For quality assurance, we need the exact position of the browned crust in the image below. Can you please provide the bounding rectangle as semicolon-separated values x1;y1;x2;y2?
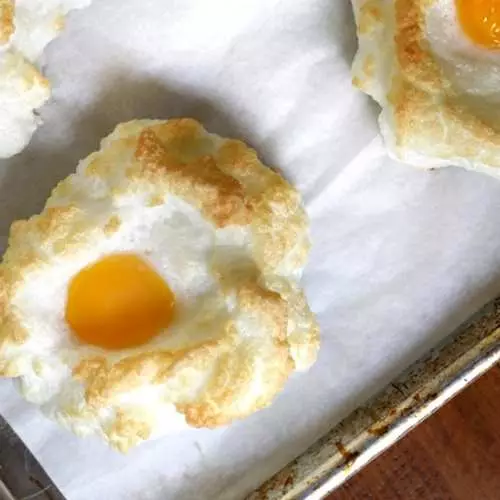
352;0;500;169
133;125;252;228
73;351;186;409
0;0;14;45
214;139;309;272
0;118;318;450
394;0;444;92
178;345;293;428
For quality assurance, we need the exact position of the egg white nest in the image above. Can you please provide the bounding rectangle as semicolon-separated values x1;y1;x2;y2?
0;0;92;158
0;118;319;451
351;0;500;178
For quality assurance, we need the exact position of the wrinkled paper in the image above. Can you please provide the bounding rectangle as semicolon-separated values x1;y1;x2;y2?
1;1;500;499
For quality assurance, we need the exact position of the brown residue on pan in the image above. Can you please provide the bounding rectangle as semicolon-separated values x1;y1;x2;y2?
248;466;298;499
368;423;390;437
335;441;360;465
368;389;444;437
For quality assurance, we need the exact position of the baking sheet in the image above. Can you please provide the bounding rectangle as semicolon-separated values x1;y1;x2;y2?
1;1;500;499
253;298;500;499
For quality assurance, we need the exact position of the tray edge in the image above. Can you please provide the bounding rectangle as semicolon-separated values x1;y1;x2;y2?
248;297;500;500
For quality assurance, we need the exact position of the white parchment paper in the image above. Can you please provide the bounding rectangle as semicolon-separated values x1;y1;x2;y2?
2;1;500;499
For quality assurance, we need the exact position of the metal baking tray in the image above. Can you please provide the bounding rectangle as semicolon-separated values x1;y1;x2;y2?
1;297;499;500
249;296;500;499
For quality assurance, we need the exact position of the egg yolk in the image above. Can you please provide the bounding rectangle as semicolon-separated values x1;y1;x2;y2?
65;254;175;350
456;0;500;49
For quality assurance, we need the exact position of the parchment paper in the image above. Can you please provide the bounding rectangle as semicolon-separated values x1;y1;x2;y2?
1;1;500;499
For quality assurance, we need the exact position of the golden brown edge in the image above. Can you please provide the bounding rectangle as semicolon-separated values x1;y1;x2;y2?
353;0;500;166
0;118;318;450
0;0;14;45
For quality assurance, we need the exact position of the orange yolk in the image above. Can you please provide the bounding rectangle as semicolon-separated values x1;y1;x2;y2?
65;254;175;350
456;0;500;49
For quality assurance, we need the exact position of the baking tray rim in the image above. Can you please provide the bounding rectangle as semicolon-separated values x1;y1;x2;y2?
249;297;500;499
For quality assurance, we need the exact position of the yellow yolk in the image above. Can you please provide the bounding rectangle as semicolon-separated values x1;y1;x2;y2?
456;0;500;49
66;254;175;350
